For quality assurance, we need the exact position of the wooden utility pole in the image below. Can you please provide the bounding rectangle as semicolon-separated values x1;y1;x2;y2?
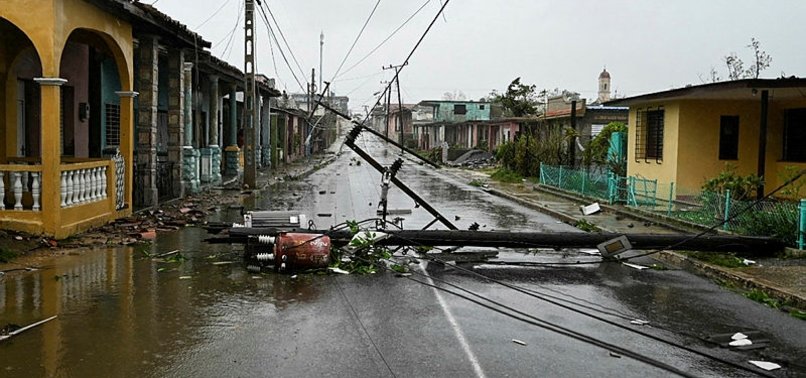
380;81;392;138
383;63;407;150
243;0;257;188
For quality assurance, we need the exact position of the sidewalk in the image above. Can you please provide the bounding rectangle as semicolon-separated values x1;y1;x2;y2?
445;167;806;312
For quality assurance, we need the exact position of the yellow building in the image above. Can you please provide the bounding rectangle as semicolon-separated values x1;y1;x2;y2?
1;0;134;238
611;78;806;199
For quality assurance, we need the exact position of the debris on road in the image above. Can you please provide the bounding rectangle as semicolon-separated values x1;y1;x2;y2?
328;267;350;275
622;263;649;270
512;338;527;346
732;332;748;340
729;338;753;347
748;361;781;371
580;202;601;216
155;250;180;258
0;315;57;342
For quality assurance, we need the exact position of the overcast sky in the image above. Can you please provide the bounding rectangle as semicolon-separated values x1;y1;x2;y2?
152;0;806;113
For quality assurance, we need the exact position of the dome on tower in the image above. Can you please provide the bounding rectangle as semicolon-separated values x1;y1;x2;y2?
599;68;610;79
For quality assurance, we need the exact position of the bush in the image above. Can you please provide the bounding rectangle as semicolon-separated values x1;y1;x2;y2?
582;122;627;167
702;163;762;201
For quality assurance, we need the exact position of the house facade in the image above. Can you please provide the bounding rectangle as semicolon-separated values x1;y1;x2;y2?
0;0;284;238
609;78;806;198
1;0;135;238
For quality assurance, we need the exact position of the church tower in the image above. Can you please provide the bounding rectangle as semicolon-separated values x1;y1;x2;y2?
598;68;611;103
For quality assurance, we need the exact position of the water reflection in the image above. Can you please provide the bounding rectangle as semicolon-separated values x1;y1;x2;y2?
0;238;325;377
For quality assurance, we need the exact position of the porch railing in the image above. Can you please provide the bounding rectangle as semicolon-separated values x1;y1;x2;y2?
0;165;43;211
60;160;109;208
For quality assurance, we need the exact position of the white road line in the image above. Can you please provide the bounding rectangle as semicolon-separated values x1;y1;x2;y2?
420;261;486;378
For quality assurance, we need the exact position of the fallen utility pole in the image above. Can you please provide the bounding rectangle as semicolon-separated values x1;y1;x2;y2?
217;228;784;255
344;126;457;230
315;99;440;169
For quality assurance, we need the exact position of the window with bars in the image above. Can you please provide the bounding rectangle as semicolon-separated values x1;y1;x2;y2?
719;115;739;160
105;103;121;146
635;107;664;162
783;108;806;162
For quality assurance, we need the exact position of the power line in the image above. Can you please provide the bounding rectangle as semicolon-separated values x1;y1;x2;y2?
357;0;450;129
330;0;382;81
195;0;234;29
266;18;287;91
418;255;776;377
260;1;307;82
348;252;698;377
403;273;698;377
256;4;307;93
622;168;806;262
217;0;244;60
337;0;432;79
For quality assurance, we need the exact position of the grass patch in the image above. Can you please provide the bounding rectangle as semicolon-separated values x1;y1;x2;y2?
574;219;598;232
468;179;485;187
0;247;18;263
790;310;806;320
490;168;524;183
744;288;781;309
684;251;746;268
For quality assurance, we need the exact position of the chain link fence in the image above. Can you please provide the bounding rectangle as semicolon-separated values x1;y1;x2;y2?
539;163;805;247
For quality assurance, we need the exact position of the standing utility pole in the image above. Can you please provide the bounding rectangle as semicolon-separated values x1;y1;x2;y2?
243;0;257;188
380;80;392;138
383;63;407;151
319;31;324;95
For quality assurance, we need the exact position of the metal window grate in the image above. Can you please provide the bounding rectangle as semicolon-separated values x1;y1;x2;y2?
634;109;645;161
645;108;664;162
105;103;121;146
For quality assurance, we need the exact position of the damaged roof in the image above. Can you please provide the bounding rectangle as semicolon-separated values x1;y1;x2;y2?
84;0;211;48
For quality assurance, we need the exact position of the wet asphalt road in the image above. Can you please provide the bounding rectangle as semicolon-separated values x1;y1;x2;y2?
2;135;806;377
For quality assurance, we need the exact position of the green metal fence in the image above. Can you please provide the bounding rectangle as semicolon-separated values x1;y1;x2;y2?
538;163;805;247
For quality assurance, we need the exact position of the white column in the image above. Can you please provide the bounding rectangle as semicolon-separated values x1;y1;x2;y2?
92;168;100;201
66;170;74;206
12;172;22;210
0;172;5;209
31;172;40;211
101;166;108;199
76;169;87;203
60;171;67;207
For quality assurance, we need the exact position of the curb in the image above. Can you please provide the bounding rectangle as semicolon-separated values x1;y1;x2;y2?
470;174;806;311
655;251;806;310
532;184;705;234
483;188;601;231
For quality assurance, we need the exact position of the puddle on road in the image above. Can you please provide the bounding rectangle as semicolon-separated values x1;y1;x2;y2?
0;228;328;377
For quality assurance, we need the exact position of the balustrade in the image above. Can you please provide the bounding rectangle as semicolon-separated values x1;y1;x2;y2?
0;167;42;212
59;164;109;209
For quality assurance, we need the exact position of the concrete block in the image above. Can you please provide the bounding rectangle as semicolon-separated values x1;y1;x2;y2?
784;247;806;258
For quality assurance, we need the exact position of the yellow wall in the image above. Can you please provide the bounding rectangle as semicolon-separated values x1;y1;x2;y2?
675;99;761;192
627;96;806;199
627;102;680;186
765;98;806;198
0;0;134;237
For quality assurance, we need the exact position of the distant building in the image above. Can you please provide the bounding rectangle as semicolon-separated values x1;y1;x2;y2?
539;89;628;166
411;100;492;150
597;68;611;103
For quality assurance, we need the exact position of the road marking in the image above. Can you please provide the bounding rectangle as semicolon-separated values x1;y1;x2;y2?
420;262;486;378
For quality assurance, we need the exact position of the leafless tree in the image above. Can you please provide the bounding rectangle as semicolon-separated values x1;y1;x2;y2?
744;38;772;79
